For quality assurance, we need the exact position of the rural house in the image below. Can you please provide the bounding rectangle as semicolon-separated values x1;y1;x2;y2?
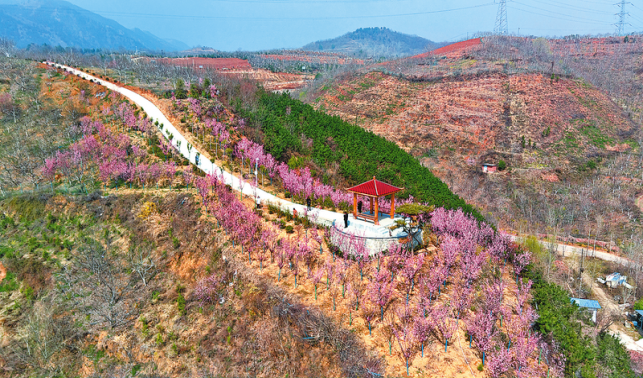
571;298;601;323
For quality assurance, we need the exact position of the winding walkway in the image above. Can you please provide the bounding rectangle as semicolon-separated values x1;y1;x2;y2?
46;63;638;267
46;62;344;227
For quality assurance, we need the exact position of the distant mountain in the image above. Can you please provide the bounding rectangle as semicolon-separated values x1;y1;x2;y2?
302;27;443;58
0;0;188;51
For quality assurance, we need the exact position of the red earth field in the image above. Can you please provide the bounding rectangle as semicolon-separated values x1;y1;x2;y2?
262;51;364;65
151;57;252;70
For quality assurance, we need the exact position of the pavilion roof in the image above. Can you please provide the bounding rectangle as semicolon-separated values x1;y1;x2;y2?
346;177;403;197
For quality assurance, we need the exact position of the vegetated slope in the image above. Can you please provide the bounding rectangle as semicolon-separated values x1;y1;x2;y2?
302;27;441;58
0;0;187;51
6;58;639;378
238;91;484;221
0;61;362;377
0;192;348;377
151;57;252;70
313;70;635;166
308;36;643;240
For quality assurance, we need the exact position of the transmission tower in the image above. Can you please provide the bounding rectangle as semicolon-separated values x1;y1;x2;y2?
615;0;630;36
495;0;508;35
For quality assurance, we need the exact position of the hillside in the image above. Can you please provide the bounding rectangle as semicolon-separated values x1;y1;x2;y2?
302;27;441;58
309;36;643;241
0;0;187;51
2;48;641;377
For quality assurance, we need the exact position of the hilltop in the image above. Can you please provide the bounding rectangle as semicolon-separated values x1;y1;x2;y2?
0;0;188;51
308;36;643;239
302;27;442;58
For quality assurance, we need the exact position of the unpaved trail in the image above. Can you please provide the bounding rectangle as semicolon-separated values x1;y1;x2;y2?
0;262;5;282
637;195;643;213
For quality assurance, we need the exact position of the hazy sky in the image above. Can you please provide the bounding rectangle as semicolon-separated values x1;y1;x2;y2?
62;0;643;51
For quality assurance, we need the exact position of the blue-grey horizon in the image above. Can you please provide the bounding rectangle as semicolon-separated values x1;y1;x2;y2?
62;0;643;51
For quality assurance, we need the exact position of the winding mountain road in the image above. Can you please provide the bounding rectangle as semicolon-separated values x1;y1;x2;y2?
46;62;343;227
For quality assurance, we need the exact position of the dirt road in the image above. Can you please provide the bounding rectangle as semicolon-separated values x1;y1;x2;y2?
510;235;634;267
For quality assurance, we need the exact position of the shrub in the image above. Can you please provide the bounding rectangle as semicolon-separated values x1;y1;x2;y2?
498;160;507;171
177;293;186;315
172;237;181;249
634;298;643;311
0;272;18;292
140;317;149;336
285;225;294;234
21;284;35;301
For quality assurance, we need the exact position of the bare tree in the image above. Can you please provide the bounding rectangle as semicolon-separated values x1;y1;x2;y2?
0;37;15;58
58;236;140;329
128;242;158;286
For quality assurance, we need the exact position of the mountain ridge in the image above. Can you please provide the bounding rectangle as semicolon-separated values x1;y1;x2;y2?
301;27;443;58
0;0;188;51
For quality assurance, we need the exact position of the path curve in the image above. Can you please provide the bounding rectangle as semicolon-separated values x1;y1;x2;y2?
45;63;639;267
46;62;342;227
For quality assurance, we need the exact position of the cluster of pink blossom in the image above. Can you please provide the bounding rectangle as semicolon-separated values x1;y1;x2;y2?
187;168;562;377
114;102;153;134
43;114;179;188
233;138;415;211
187;98;202;118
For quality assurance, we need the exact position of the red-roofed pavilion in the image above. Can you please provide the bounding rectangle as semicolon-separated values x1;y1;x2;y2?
346;177;404;225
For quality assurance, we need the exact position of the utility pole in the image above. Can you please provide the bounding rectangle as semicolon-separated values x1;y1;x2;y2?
579;247;585;298
495;0;508;35
615;0;630;36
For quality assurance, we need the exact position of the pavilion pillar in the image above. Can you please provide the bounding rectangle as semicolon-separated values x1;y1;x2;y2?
353;193;357;219
390;193;395;219
374;197;379;225
369;197;373;215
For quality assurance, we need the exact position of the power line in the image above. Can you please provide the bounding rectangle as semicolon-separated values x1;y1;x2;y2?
513;1;614;24
526;0;609;15
508;5;612;25
495;0;508;35
1;2;497;21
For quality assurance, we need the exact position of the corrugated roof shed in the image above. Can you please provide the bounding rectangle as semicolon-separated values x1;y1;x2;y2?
571;298;602;309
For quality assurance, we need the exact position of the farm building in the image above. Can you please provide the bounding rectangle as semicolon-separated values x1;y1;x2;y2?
571;298;601;323
482;163;497;173
605;272;630;288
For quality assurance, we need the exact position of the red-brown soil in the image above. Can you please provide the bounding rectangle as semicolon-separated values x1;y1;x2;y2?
149;57;252;70
314;71;634;162
262;51;364;65
416;38;483;59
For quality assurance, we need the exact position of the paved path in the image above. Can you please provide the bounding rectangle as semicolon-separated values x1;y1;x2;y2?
44;63;638;264
46;62;343;227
